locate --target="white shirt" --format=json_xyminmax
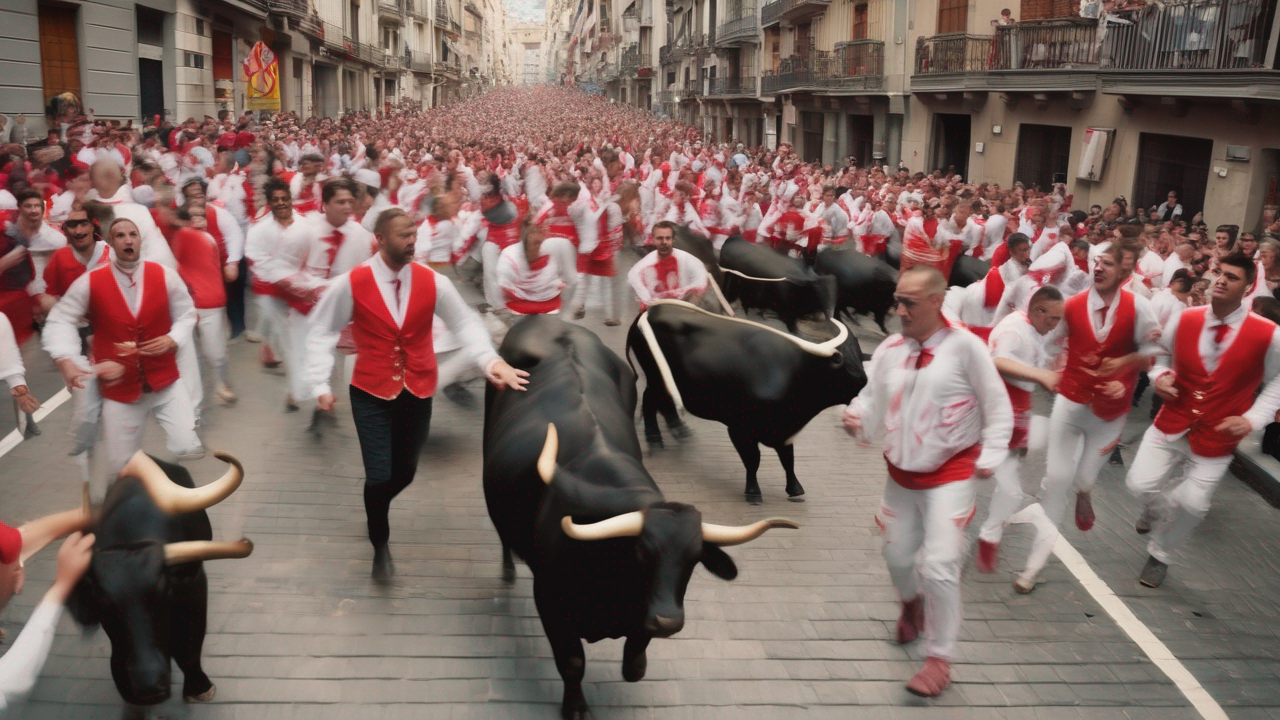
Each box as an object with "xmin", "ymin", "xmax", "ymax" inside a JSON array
[
  {"xmin": 1152, "ymin": 302, "xmax": 1280, "ymax": 431},
  {"xmin": 205, "ymin": 204, "xmax": 244, "ymax": 263},
  {"xmin": 944, "ymin": 260, "xmax": 1026, "ymax": 331},
  {"xmin": 989, "ymin": 311, "xmax": 1061, "ymax": 392},
  {"xmin": 1137, "ymin": 249, "xmax": 1165, "ymax": 290},
  {"xmin": 627, "ymin": 248, "xmax": 709, "ymax": 305},
  {"xmin": 1079, "ymin": 285, "xmax": 1164, "ymax": 356},
  {"xmin": 0, "ymin": 601, "xmax": 63, "ymax": 712},
  {"xmin": 304, "ymin": 253, "xmax": 501, "ymax": 398},
  {"xmin": 84, "ymin": 186, "xmax": 177, "ymax": 269},
  {"xmin": 846, "ymin": 326, "xmax": 1013, "ymax": 472},
  {"xmin": 305, "ymin": 216, "xmax": 375, "ymax": 280},
  {"xmin": 1162, "ymin": 252, "xmax": 1188, "ymax": 287},
  {"xmin": 0, "ymin": 313, "xmax": 26, "ymax": 390},
  {"xmin": 1150, "ymin": 287, "xmax": 1188, "ymax": 328},
  {"xmin": 415, "ymin": 213, "xmax": 482, "ymax": 265},
  {"xmin": 497, "ymin": 242, "xmax": 569, "ymax": 304},
  {"xmin": 42, "ymin": 261, "xmax": 197, "ymax": 370}
]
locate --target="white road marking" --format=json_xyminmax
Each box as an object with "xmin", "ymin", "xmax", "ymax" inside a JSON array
[
  {"xmin": 1052, "ymin": 536, "xmax": 1228, "ymax": 720},
  {"xmin": 0, "ymin": 388, "xmax": 71, "ymax": 459}
]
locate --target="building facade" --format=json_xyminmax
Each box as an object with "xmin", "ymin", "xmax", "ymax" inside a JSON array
[
  {"xmin": 545, "ymin": 0, "xmax": 1279, "ymax": 228},
  {"xmin": 1, "ymin": 0, "xmax": 512, "ymax": 136}
]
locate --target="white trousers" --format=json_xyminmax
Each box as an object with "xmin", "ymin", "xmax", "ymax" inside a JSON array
[
  {"xmin": 482, "ymin": 242, "xmax": 506, "ymax": 310},
  {"xmin": 1124, "ymin": 425, "xmax": 1232, "ymax": 565},
  {"xmin": 285, "ymin": 309, "xmax": 312, "ymax": 401},
  {"xmin": 1039, "ymin": 396, "xmax": 1127, "ymax": 528},
  {"xmin": 69, "ymin": 375, "xmax": 103, "ymax": 452},
  {"xmin": 572, "ymin": 274, "xmax": 617, "ymax": 319},
  {"xmin": 177, "ymin": 339, "xmax": 202, "ymax": 416},
  {"xmin": 179, "ymin": 308, "xmax": 229, "ymax": 408},
  {"xmin": 979, "ymin": 454, "xmax": 1025, "ymax": 544},
  {"xmin": 100, "ymin": 385, "xmax": 202, "ymax": 489},
  {"xmin": 879, "ymin": 477, "xmax": 975, "ymax": 660},
  {"xmin": 255, "ymin": 294, "xmax": 288, "ymax": 356}
]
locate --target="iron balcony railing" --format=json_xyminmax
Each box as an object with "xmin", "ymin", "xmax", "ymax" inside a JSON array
[
  {"xmin": 435, "ymin": 59, "xmax": 461, "ymax": 75},
  {"xmin": 658, "ymin": 89, "xmax": 675, "ymax": 103},
  {"xmin": 991, "ymin": 17, "xmax": 1099, "ymax": 69},
  {"xmin": 761, "ymin": 0, "xmax": 831, "ymax": 28},
  {"xmin": 1099, "ymin": 0, "xmax": 1271, "ymax": 70},
  {"xmin": 681, "ymin": 84, "xmax": 703, "ymax": 99},
  {"xmin": 914, "ymin": 33, "xmax": 994, "ymax": 74},
  {"xmin": 265, "ymin": 0, "xmax": 325, "ymax": 38},
  {"xmin": 320, "ymin": 23, "xmax": 384, "ymax": 65},
  {"xmin": 827, "ymin": 39, "xmax": 885, "ymax": 88},
  {"xmin": 718, "ymin": 12, "xmax": 759, "ymax": 45},
  {"xmin": 435, "ymin": 0, "xmax": 450, "ymax": 27},
  {"xmin": 382, "ymin": 52, "xmax": 403, "ymax": 70},
  {"xmin": 409, "ymin": 50, "xmax": 433, "ymax": 71},
  {"xmin": 761, "ymin": 43, "xmax": 884, "ymax": 93},
  {"xmin": 660, "ymin": 44, "xmax": 673, "ymax": 64},
  {"xmin": 709, "ymin": 75, "xmax": 757, "ymax": 94}
]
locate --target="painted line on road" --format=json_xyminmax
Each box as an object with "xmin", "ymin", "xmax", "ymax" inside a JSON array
[
  {"xmin": 1052, "ymin": 536, "xmax": 1228, "ymax": 720},
  {"xmin": 0, "ymin": 388, "xmax": 71, "ymax": 460}
]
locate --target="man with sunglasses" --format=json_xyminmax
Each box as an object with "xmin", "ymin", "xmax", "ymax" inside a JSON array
[{"xmin": 843, "ymin": 266, "xmax": 1012, "ymax": 698}]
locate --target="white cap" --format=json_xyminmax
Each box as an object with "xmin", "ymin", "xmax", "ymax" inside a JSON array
[{"xmin": 353, "ymin": 168, "xmax": 380, "ymax": 190}]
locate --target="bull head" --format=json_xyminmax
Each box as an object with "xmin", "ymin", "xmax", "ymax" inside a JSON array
[
  {"xmin": 67, "ymin": 451, "xmax": 252, "ymax": 706},
  {"xmin": 535, "ymin": 424, "xmax": 799, "ymax": 637}
]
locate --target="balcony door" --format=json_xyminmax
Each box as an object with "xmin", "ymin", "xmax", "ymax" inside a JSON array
[
  {"xmin": 38, "ymin": 4, "xmax": 81, "ymax": 106},
  {"xmin": 1134, "ymin": 133, "xmax": 1212, "ymax": 221},
  {"xmin": 936, "ymin": 0, "xmax": 967, "ymax": 34},
  {"xmin": 932, "ymin": 113, "xmax": 970, "ymax": 179},
  {"xmin": 852, "ymin": 3, "xmax": 867, "ymax": 40},
  {"xmin": 849, "ymin": 114, "xmax": 873, "ymax": 167}
]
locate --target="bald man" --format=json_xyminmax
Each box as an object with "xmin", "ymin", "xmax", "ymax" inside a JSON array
[{"xmin": 844, "ymin": 266, "xmax": 1013, "ymax": 698}]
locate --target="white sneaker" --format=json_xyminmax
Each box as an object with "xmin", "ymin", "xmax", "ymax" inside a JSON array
[
  {"xmin": 244, "ymin": 331, "xmax": 264, "ymax": 343},
  {"xmin": 216, "ymin": 387, "xmax": 238, "ymax": 405}
]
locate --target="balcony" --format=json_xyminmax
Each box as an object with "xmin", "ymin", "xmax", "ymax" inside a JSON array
[
  {"xmin": 408, "ymin": 50, "xmax": 433, "ymax": 72},
  {"xmin": 681, "ymin": 84, "xmax": 703, "ymax": 99},
  {"xmin": 382, "ymin": 51, "xmax": 403, "ymax": 70},
  {"xmin": 265, "ymin": 0, "xmax": 324, "ymax": 40},
  {"xmin": 914, "ymin": 34, "xmax": 993, "ymax": 75},
  {"xmin": 717, "ymin": 12, "xmax": 759, "ymax": 46},
  {"xmin": 761, "ymin": 0, "xmax": 831, "ymax": 28},
  {"xmin": 708, "ymin": 75, "xmax": 757, "ymax": 96},
  {"xmin": 991, "ymin": 18, "xmax": 1098, "ymax": 70},
  {"xmin": 658, "ymin": 89, "xmax": 675, "ymax": 103},
  {"xmin": 434, "ymin": 0, "xmax": 450, "ymax": 28},
  {"xmin": 378, "ymin": 0, "xmax": 404, "ymax": 24},
  {"xmin": 407, "ymin": 0, "xmax": 430, "ymax": 20},
  {"xmin": 761, "ymin": 43, "xmax": 884, "ymax": 94},
  {"xmin": 434, "ymin": 59, "xmax": 461, "ymax": 78}
]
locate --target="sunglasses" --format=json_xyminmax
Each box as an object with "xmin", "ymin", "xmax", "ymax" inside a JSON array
[{"xmin": 63, "ymin": 218, "xmax": 91, "ymax": 228}]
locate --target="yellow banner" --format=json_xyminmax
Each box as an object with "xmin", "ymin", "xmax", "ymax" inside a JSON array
[{"xmin": 243, "ymin": 41, "xmax": 280, "ymax": 111}]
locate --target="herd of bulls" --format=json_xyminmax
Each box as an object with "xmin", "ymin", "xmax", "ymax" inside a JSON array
[{"xmin": 32, "ymin": 233, "xmax": 993, "ymax": 719}]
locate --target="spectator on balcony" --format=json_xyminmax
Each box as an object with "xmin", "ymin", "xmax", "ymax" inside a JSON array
[{"xmin": 995, "ymin": 8, "xmax": 1015, "ymax": 25}]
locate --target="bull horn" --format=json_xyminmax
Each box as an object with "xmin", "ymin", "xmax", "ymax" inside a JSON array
[
  {"xmin": 537, "ymin": 424, "xmax": 558, "ymax": 485},
  {"xmin": 560, "ymin": 511, "xmax": 645, "ymax": 541},
  {"xmin": 702, "ymin": 517, "xmax": 800, "ymax": 547},
  {"xmin": 123, "ymin": 450, "xmax": 244, "ymax": 515},
  {"xmin": 163, "ymin": 538, "xmax": 254, "ymax": 566},
  {"xmin": 648, "ymin": 299, "xmax": 849, "ymax": 358},
  {"xmin": 18, "ymin": 507, "xmax": 92, "ymax": 564}
]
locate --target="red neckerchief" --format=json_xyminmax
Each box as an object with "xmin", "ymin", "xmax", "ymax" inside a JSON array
[{"xmin": 322, "ymin": 224, "xmax": 343, "ymax": 269}]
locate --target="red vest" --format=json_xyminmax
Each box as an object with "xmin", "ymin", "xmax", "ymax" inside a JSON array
[
  {"xmin": 87, "ymin": 263, "xmax": 180, "ymax": 403},
  {"xmin": 1057, "ymin": 290, "xmax": 1139, "ymax": 421},
  {"xmin": 485, "ymin": 219, "xmax": 522, "ymax": 250},
  {"xmin": 43, "ymin": 245, "xmax": 108, "ymax": 298},
  {"xmin": 1154, "ymin": 307, "xmax": 1275, "ymax": 457},
  {"xmin": 349, "ymin": 263, "xmax": 438, "ymax": 400}
]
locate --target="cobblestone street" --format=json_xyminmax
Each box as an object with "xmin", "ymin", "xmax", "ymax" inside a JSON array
[{"xmin": 2, "ymin": 271, "xmax": 1279, "ymax": 720}]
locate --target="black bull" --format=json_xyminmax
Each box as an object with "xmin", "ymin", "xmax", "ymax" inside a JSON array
[
  {"xmin": 627, "ymin": 301, "xmax": 867, "ymax": 502},
  {"xmin": 716, "ymin": 236, "xmax": 837, "ymax": 333},
  {"xmin": 67, "ymin": 452, "xmax": 253, "ymax": 707},
  {"xmin": 813, "ymin": 245, "xmax": 898, "ymax": 333},
  {"xmin": 483, "ymin": 315, "xmax": 796, "ymax": 720}
]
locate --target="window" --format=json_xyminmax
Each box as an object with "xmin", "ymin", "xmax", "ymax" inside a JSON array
[
  {"xmin": 196, "ymin": 18, "xmax": 205, "ymax": 36},
  {"xmin": 852, "ymin": 3, "xmax": 867, "ymax": 40},
  {"xmin": 185, "ymin": 52, "xmax": 206, "ymax": 69},
  {"xmin": 136, "ymin": 6, "xmax": 165, "ymax": 45}
]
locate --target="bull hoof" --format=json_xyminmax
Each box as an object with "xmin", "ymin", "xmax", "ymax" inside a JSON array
[
  {"xmin": 787, "ymin": 493, "xmax": 806, "ymax": 503},
  {"xmin": 744, "ymin": 492, "xmax": 763, "ymax": 505},
  {"xmin": 502, "ymin": 561, "xmax": 516, "ymax": 584},
  {"xmin": 562, "ymin": 696, "xmax": 593, "ymax": 720},
  {"xmin": 622, "ymin": 651, "xmax": 648, "ymax": 682},
  {"xmin": 669, "ymin": 423, "xmax": 693, "ymax": 441},
  {"xmin": 184, "ymin": 685, "xmax": 216, "ymax": 702},
  {"xmin": 645, "ymin": 433, "xmax": 664, "ymax": 448}
]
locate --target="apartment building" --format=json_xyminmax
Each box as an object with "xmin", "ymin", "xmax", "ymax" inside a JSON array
[
  {"xmin": 547, "ymin": 0, "xmax": 1279, "ymax": 228},
  {"xmin": 547, "ymin": 0, "xmax": 668, "ymax": 109},
  {"xmin": 1, "ymin": 0, "xmax": 512, "ymax": 135}
]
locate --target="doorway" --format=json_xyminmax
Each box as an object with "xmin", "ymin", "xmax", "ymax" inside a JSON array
[
  {"xmin": 138, "ymin": 59, "xmax": 165, "ymax": 122},
  {"xmin": 801, "ymin": 111, "xmax": 824, "ymax": 163},
  {"xmin": 1133, "ymin": 133, "xmax": 1212, "ymax": 220},
  {"xmin": 1014, "ymin": 124, "xmax": 1072, "ymax": 192},
  {"xmin": 932, "ymin": 113, "xmax": 971, "ymax": 178},
  {"xmin": 848, "ymin": 114, "xmax": 873, "ymax": 167},
  {"xmin": 38, "ymin": 4, "xmax": 81, "ymax": 104}
]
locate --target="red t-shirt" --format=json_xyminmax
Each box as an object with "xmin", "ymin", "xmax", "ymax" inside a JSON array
[{"xmin": 171, "ymin": 227, "xmax": 227, "ymax": 309}]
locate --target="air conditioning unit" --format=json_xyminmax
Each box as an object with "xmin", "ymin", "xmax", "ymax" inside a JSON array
[{"xmin": 1077, "ymin": 127, "xmax": 1112, "ymax": 182}]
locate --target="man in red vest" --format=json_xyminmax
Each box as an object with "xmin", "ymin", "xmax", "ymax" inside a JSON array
[
  {"xmin": 843, "ymin": 266, "xmax": 1012, "ymax": 697},
  {"xmin": 1014, "ymin": 240, "xmax": 1162, "ymax": 593},
  {"xmin": 42, "ymin": 217, "xmax": 202, "ymax": 483},
  {"xmin": 1126, "ymin": 252, "xmax": 1280, "ymax": 588},
  {"xmin": 305, "ymin": 208, "xmax": 528, "ymax": 582}
]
